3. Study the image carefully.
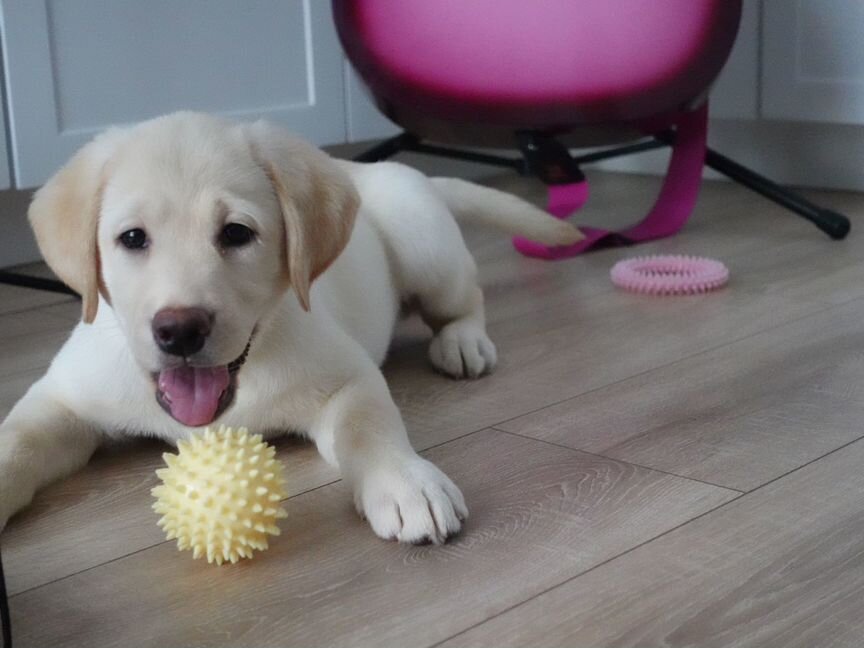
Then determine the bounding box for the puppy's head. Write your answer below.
[29,112,359,426]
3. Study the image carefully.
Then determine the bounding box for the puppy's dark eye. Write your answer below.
[219,223,256,248]
[118,228,148,250]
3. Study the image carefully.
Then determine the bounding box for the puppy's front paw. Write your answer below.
[354,456,468,544]
[429,321,497,379]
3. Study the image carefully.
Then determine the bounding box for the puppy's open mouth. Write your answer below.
[154,339,251,427]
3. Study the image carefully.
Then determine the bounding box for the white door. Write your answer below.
[763,0,864,124]
[0,0,347,188]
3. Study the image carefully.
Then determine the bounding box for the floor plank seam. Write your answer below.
[730,431,864,495]
[414,423,505,455]
[427,492,745,648]
[7,474,344,599]
[0,298,78,320]
[15,421,861,604]
[0,364,51,388]
[480,217,843,326]
[7,428,501,597]
[429,432,864,648]
[0,364,52,387]
[0,329,71,350]
[804,282,864,311]
[491,427,744,494]
[488,300,844,435]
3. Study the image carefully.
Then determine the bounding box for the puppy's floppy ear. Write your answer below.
[244,121,359,311]
[28,128,129,323]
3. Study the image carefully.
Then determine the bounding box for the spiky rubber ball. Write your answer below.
[152,426,288,565]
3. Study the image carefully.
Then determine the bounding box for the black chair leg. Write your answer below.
[352,133,418,162]
[704,147,851,240]
[353,131,525,170]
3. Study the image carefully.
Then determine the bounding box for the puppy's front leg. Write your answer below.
[0,378,101,531]
[310,368,467,544]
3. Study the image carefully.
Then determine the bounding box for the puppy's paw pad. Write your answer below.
[429,322,497,379]
[357,457,468,544]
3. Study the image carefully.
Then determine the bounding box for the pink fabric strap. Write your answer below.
[514,104,709,259]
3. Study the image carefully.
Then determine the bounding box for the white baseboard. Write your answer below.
[594,118,864,192]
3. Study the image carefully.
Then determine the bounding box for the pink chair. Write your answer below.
[335,0,849,258]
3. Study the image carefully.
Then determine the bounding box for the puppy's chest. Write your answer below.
[215,365,321,438]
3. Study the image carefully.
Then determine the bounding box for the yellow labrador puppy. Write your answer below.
[0,112,580,543]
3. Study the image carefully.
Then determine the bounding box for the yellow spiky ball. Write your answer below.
[152,426,288,565]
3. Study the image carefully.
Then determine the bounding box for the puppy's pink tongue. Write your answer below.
[158,366,230,427]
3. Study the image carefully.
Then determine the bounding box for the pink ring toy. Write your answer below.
[611,255,729,295]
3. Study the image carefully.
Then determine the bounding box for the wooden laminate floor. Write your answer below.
[3,169,864,647]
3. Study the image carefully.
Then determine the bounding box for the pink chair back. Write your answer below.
[336,0,741,128]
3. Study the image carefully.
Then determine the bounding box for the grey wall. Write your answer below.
[0,189,38,268]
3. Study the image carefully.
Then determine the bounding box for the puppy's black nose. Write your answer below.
[152,308,213,357]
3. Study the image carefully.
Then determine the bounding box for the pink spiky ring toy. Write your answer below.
[610,255,729,295]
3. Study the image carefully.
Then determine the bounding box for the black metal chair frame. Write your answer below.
[354,130,851,241]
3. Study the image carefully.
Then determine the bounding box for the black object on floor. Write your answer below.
[0,270,76,297]
[0,546,11,648]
